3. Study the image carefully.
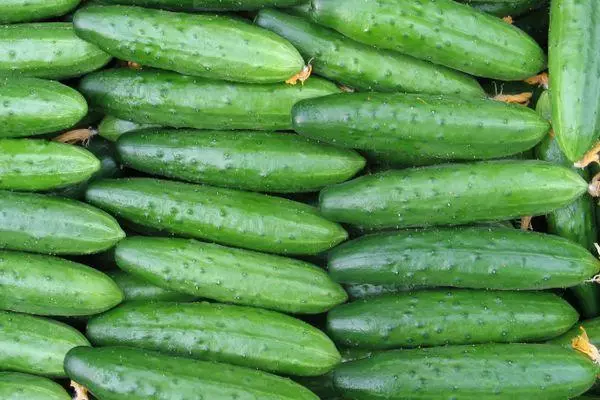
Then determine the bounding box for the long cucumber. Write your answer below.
[90,0,306,11]
[108,270,196,302]
[0,0,80,24]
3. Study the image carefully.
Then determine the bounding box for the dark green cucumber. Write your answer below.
[108,270,196,302]
[65,346,319,400]
[514,4,549,48]
[98,115,158,142]
[117,129,365,193]
[308,0,545,80]
[255,9,484,96]
[292,93,549,164]
[319,160,587,229]
[0,191,125,255]
[344,284,410,300]
[87,178,347,255]
[79,68,339,131]
[333,344,596,399]
[0,0,80,24]
[0,310,89,377]
[94,0,306,11]
[0,23,111,79]
[457,0,547,16]
[327,227,600,290]
[549,317,600,347]
[0,78,87,138]
[115,236,347,313]
[549,1,600,162]
[0,372,70,400]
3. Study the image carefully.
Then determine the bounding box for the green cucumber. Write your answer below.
[550,317,600,348]
[308,0,545,80]
[327,227,600,290]
[255,9,484,96]
[87,178,347,255]
[65,346,319,400]
[0,191,125,255]
[319,160,587,229]
[0,78,87,138]
[79,68,339,131]
[0,0,80,24]
[108,270,196,302]
[0,310,89,377]
[117,129,365,193]
[0,23,111,79]
[115,236,347,313]
[344,284,410,300]
[98,115,158,142]
[92,0,306,11]
[0,372,70,400]
[333,344,596,399]
[457,0,547,17]
[292,93,549,164]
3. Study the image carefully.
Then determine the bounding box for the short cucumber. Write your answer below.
[65,346,319,400]
[0,310,89,377]
[327,227,600,290]
[549,317,600,347]
[86,178,347,255]
[0,78,87,138]
[0,0,80,24]
[308,0,546,80]
[93,0,306,11]
[79,68,339,131]
[115,236,347,313]
[0,191,125,255]
[98,115,158,142]
[319,160,587,229]
[255,9,484,96]
[457,0,547,16]
[117,129,365,193]
[0,372,70,400]
[108,270,196,302]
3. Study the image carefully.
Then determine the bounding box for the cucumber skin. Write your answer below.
[117,129,365,193]
[292,93,549,164]
[0,78,87,138]
[108,270,196,302]
[457,0,547,16]
[0,0,80,23]
[0,23,111,80]
[319,160,587,229]
[308,0,546,80]
[65,346,319,400]
[115,236,347,313]
[549,1,600,161]
[333,344,596,400]
[327,227,600,290]
[87,301,341,376]
[79,68,340,131]
[0,310,89,377]
[255,9,484,96]
[550,317,600,347]
[87,178,347,255]
[0,191,125,255]
[96,0,305,11]
[98,115,158,142]
[0,373,70,400]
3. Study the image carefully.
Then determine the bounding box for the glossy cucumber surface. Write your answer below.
[108,270,196,302]
[98,115,158,142]
[0,0,80,24]
[94,0,306,11]
[0,372,70,400]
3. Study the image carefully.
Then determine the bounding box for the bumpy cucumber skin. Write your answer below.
[87,178,347,255]
[65,346,319,400]
[319,160,587,229]
[96,0,305,11]
[0,23,111,79]
[0,78,87,138]
[0,191,125,255]
[79,68,339,130]
[0,0,80,24]
[87,301,341,375]
[117,129,365,193]
[108,270,196,302]
[293,93,549,164]
[0,310,89,377]
[308,0,546,80]
[328,227,600,290]
[333,344,596,400]
[255,9,484,96]
[98,115,158,142]
[0,373,70,400]
[457,0,547,16]
[115,236,347,313]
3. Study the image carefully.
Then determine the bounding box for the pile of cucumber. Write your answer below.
[1,0,600,399]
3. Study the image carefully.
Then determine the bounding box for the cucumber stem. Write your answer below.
[587,172,600,197]
[53,128,97,146]
[520,216,533,230]
[575,142,600,169]
[572,327,600,364]
[524,72,549,89]
[492,92,532,105]
[70,381,89,400]
[286,61,313,85]
[502,16,514,24]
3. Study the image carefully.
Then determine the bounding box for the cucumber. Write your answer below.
[79,68,339,131]
[0,78,87,138]
[0,0,80,24]
[115,236,347,313]
[0,191,125,255]
[457,0,547,17]
[0,310,89,377]
[65,346,319,400]
[327,227,600,290]
[0,23,111,80]
[319,160,587,229]
[255,9,484,96]
[514,4,550,48]
[86,178,347,255]
[292,93,549,164]
[92,0,306,11]
[308,0,546,80]
[117,129,365,193]
[0,372,70,400]
[333,344,596,399]
[549,1,600,162]
[344,284,409,300]
[98,115,158,142]
[108,270,196,302]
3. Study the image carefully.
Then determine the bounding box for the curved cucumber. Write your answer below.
[115,236,347,313]
[255,9,484,96]
[98,115,158,142]
[108,270,196,302]
[94,0,306,11]
[308,0,545,80]
[457,0,547,16]
[0,372,70,400]
[117,129,365,193]
[79,68,339,131]
[0,0,80,24]
[0,191,125,255]
[319,160,587,229]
